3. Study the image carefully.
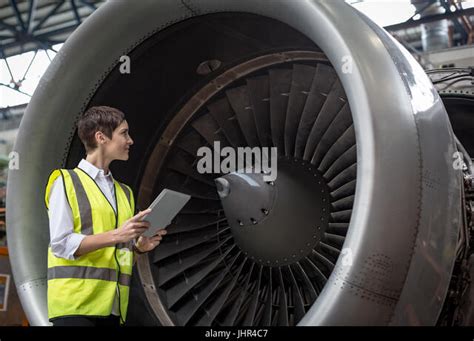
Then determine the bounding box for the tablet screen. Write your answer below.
[140,189,191,237]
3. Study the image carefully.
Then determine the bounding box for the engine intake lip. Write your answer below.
[6,0,461,327]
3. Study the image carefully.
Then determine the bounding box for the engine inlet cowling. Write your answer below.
[7,0,462,327]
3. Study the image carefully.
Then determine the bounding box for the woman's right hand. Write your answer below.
[112,209,151,244]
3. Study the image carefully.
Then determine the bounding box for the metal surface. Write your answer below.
[16,279,49,326]
[6,0,462,326]
[137,52,345,325]
[218,172,276,228]
[136,50,327,210]
[217,160,332,268]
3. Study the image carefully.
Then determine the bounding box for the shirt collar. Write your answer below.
[78,158,113,181]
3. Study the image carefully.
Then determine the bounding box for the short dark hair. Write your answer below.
[77,106,125,152]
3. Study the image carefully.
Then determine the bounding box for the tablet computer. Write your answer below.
[140,189,191,237]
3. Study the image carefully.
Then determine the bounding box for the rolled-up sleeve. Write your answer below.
[48,177,86,260]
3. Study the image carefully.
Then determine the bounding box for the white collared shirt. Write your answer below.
[48,158,120,315]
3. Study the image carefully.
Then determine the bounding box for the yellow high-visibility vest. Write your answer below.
[44,167,135,323]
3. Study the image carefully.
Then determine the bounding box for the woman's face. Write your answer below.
[104,120,134,161]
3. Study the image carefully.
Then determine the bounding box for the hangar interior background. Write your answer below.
[0,0,473,326]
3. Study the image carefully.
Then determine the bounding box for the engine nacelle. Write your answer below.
[6,0,463,326]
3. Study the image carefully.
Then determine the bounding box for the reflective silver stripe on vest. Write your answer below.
[65,169,93,235]
[115,183,133,250]
[116,182,132,210]
[119,273,131,287]
[48,266,131,286]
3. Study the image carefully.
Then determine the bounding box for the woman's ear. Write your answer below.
[95,130,108,145]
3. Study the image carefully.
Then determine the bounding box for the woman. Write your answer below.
[44,106,166,326]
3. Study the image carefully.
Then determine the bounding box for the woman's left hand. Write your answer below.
[135,229,167,253]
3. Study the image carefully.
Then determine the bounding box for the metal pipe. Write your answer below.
[411,0,450,51]
[385,7,474,31]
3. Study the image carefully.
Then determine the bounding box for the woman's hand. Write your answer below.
[112,209,151,244]
[76,209,152,257]
[135,229,167,253]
